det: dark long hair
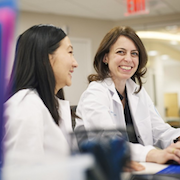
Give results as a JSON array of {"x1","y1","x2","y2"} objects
[
  {"x1": 88, "y1": 26, "x2": 148, "y2": 93},
  {"x1": 6, "y1": 25, "x2": 67, "y2": 125}
]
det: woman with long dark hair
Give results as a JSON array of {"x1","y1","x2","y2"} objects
[{"x1": 3, "y1": 24, "x2": 78, "y2": 163}]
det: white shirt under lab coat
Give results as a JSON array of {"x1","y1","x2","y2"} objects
[
  {"x1": 3, "y1": 89, "x2": 73, "y2": 165},
  {"x1": 75, "y1": 78, "x2": 180, "y2": 162}
]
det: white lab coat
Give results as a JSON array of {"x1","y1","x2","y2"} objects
[
  {"x1": 75, "y1": 78, "x2": 180, "y2": 162},
  {"x1": 3, "y1": 89, "x2": 73, "y2": 165}
]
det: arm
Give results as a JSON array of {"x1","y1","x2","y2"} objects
[
  {"x1": 141, "y1": 87, "x2": 180, "y2": 148},
  {"x1": 3, "y1": 91, "x2": 45, "y2": 163},
  {"x1": 139, "y1": 88, "x2": 180, "y2": 163},
  {"x1": 75, "y1": 82, "x2": 117, "y2": 131},
  {"x1": 75, "y1": 82, "x2": 154, "y2": 162}
]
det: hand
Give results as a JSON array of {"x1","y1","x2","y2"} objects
[
  {"x1": 146, "y1": 141, "x2": 180, "y2": 164},
  {"x1": 123, "y1": 161, "x2": 145, "y2": 172}
]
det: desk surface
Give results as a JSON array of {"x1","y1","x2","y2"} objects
[
  {"x1": 122, "y1": 162, "x2": 169, "y2": 180},
  {"x1": 134, "y1": 162, "x2": 169, "y2": 174}
]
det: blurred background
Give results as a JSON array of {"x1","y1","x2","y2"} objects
[{"x1": 7, "y1": 0, "x2": 180, "y2": 127}]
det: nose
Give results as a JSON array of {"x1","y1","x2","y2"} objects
[
  {"x1": 73, "y1": 57, "x2": 78, "y2": 68},
  {"x1": 124, "y1": 53, "x2": 132, "y2": 63}
]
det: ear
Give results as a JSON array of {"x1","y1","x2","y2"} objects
[
  {"x1": 103, "y1": 54, "x2": 108, "y2": 63},
  {"x1": 49, "y1": 54, "x2": 54, "y2": 66}
]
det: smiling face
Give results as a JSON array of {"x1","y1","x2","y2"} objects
[
  {"x1": 103, "y1": 35, "x2": 139, "y2": 84},
  {"x1": 49, "y1": 36, "x2": 78, "y2": 94}
]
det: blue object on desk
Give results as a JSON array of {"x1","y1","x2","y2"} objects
[
  {"x1": 79, "y1": 133, "x2": 131, "y2": 180},
  {"x1": 156, "y1": 165, "x2": 180, "y2": 174}
]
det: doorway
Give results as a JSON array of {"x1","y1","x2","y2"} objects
[{"x1": 164, "y1": 93, "x2": 179, "y2": 117}]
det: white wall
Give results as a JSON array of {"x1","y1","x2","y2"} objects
[
  {"x1": 6, "y1": 11, "x2": 114, "y2": 92},
  {"x1": 163, "y1": 61, "x2": 180, "y2": 107},
  {"x1": 64, "y1": 38, "x2": 92, "y2": 105},
  {"x1": 142, "y1": 41, "x2": 180, "y2": 120}
]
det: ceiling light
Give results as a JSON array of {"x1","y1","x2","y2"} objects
[
  {"x1": 137, "y1": 31, "x2": 180, "y2": 41},
  {"x1": 170, "y1": 40, "x2": 178, "y2": 45},
  {"x1": 161, "y1": 55, "x2": 169, "y2": 60},
  {"x1": 148, "y1": 50, "x2": 158, "y2": 56}
]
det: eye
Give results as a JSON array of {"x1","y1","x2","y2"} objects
[
  {"x1": 131, "y1": 51, "x2": 139, "y2": 57},
  {"x1": 117, "y1": 50, "x2": 125, "y2": 55},
  {"x1": 69, "y1": 51, "x2": 74, "y2": 55}
]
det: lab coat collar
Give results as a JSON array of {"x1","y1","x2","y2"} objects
[
  {"x1": 102, "y1": 78, "x2": 122, "y2": 105},
  {"x1": 102, "y1": 78, "x2": 139, "y2": 107},
  {"x1": 103, "y1": 78, "x2": 139, "y2": 94},
  {"x1": 103, "y1": 78, "x2": 116, "y2": 94},
  {"x1": 126, "y1": 79, "x2": 139, "y2": 95}
]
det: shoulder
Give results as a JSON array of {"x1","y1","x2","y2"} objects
[
  {"x1": 78, "y1": 79, "x2": 115, "y2": 106},
  {"x1": 126, "y1": 79, "x2": 153, "y2": 104},
  {"x1": 5, "y1": 89, "x2": 44, "y2": 109},
  {"x1": 83, "y1": 79, "x2": 113, "y2": 98},
  {"x1": 126, "y1": 79, "x2": 148, "y2": 96},
  {"x1": 4, "y1": 89, "x2": 49, "y2": 122},
  {"x1": 87, "y1": 78, "x2": 114, "y2": 92}
]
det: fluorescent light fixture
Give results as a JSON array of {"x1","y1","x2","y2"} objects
[
  {"x1": 137, "y1": 31, "x2": 180, "y2": 41},
  {"x1": 161, "y1": 55, "x2": 169, "y2": 60},
  {"x1": 148, "y1": 50, "x2": 158, "y2": 56},
  {"x1": 170, "y1": 40, "x2": 178, "y2": 45}
]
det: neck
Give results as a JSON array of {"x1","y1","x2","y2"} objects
[{"x1": 113, "y1": 78, "x2": 126, "y2": 95}]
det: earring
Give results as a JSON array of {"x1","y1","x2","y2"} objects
[{"x1": 104, "y1": 62, "x2": 108, "y2": 65}]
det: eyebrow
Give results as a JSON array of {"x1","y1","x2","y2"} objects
[
  {"x1": 68, "y1": 45, "x2": 73, "y2": 49},
  {"x1": 115, "y1": 48, "x2": 138, "y2": 51}
]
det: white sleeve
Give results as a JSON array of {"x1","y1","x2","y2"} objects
[
  {"x1": 4, "y1": 95, "x2": 45, "y2": 162},
  {"x1": 142, "y1": 87, "x2": 180, "y2": 149},
  {"x1": 75, "y1": 83, "x2": 117, "y2": 131},
  {"x1": 129, "y1": 142, "x2": 155, "y2": 162}
]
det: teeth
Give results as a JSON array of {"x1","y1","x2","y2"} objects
[{"x1": 121, "y1": 66, "x2": 131, "y2": 70}]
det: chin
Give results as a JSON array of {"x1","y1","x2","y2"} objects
[{"x1": 66, "y1": 82, "x2": 72, "y2": 86}]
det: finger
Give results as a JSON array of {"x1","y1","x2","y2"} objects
[
  {"x1": 166, "y1": 153, "x2": 180, "y2": 164},
  {"x1": 132, "y1": 164, "x2": 145, "y2": 171},
  {"x1": 123, "y1": 167, "x2": 132, "y2": 172},
  {"x1": 129, "y1": 161, "x2": 145, "y2": 171},
  {"x1": 169, "y1": 147, "x2": 180, "y2": 158},
  {"x1": 174, "y1": 142, "x2": 180, "y2": 149},
  {"x1": 173, "y1": 148, "x2": 180, "y2": 159},
  {"x1": 171, "y1": 148, "x2": 176, "y2": 154},
  {"x1": 171, "y1": 141, "x2": 180, "y2": 149}
]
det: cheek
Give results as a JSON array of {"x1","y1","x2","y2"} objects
[
  {"x1": 109, "y1": 57, "x2": 120, "y2": 69},
  {"x1": 134, "y1": 58, "x2": 139, "y2": 66},
  {"x1": 53, "y1": 62, "x2": 64, "y2": 78}
]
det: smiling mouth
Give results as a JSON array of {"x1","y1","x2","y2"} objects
[{"x1": 120, "y1": 66, "x2": 132, "y2": 70}]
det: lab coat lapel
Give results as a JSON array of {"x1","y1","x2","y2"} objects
[
  {"x1": 103, "y1": 78, "x2": 127, "y2": 132},
  {"x1": 126, "y1": 80, "x2": 147, "y2": 145},
  {"x1": 103, "y1": 78, "x2": 121, "y2": 105},
  {"x1": 126, "y1": 79, "x2": 139, "y2": 117},
  {"x1": 58, "y1": 99, "x2": 73, "y2": 133}
]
